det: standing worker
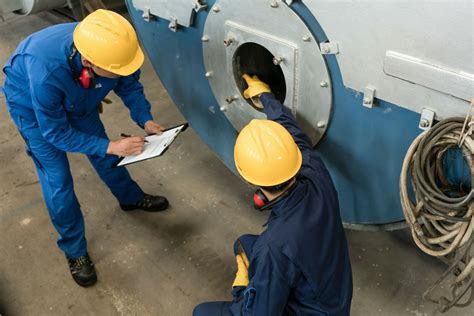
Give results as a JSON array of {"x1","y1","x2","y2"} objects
[
  {"x1": 193, "y1": 75, "x2": 353, "y2": 315},
  {"x1": 2, "y1": 10, "x2": 169, "y2": 287}
]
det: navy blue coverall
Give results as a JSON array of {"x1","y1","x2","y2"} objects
[
  {"x1": 194, "y1": 93, "x2": 353, "y2": 316},
  {"x1": 1, "y1": 23, "x2": 153, "y2": 259}
]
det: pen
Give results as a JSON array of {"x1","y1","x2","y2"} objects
[{"x1": 120, "y1": 133, "x2": 149, "y2": 143}]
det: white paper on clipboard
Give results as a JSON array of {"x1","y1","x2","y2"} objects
[{"x1": 117, "y1": 124, "x2": 187, "y2": 167}]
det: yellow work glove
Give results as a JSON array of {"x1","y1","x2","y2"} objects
[
  {"x1": 242, "y1": 74, "x2": 271, "y2": 99},
  {"x1": 232, "y1": 254, "x2": 250, "y2": 287}
]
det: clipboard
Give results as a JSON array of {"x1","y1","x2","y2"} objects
[{"x1": 116, "y1": 123, "x2": 188, "y2": 167}]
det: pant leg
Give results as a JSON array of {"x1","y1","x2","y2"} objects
[
  {"x1": 193, "y1": 302, "x2": 233, "y2": 316},
  {"x1": 234, "y1": 234, "x2": 259, "y2": 260},
  {"x1": 71, "y1": 111, "x2": 144, "y2": 205},
  {"x1": 11, "y1": 113, "x2": 87, "y2": 259}
]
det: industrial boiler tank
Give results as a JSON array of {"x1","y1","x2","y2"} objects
[{"x1": 125, "y1": 0, "x2": 473, "y2": 227}]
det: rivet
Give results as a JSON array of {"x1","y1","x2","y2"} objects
[
  {"x1": 322, "y1": 45, "x2": 330, "y2": 53},
  {"x1": 201, "y1": 35, "x2": 209, "y2": 42},
  {"x1": 302, "y1": 35, "x2": 311, "y2": 42},
  {"x1": 205, "y1": 71, "x2": 213, "y2": 78},
  {"x1": 270, "y1": 1, "x2": 279, "y2": 8},
  {"x1": 317, "y1": 121, "x2": 326, "y2": 128},
  {"x1": 220, "y1": 106, "x2": 228, "y2": 112},
  {"x1": 212, "y1": 5, "x2": 220, "y2": 12},
  {"x1": 226, "y1": 96, "x2": 237, "y2": 104},
  {"x1": 319, "y1": 80, "x2": 328, "y2": 88}
]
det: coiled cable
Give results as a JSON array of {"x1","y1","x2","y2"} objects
[{"x1": 400, "y1": 115, "x2": 473, "y2": 312}]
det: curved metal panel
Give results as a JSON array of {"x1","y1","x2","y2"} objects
[
  {"x1": 128, "y1": 0, "x2": 426, "y2": 225},
  {"x1": 126, "y1": 0, "x2": 238, "y2": 171},
  {"x1": 303, "y1": 0, "x2": 473, "y2": 119},
  {"x1": 203, "y1": 0, "x2": 332, "y2": 144},
  {"x1": 16, "y1": 0, "x2": 67, "y2": 15}
]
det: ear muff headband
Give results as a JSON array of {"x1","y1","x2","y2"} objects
[
  {"x1": 253, "y1": 181, "x2": 298, "y2": 211},
  {"x1": 68, "y1": 45, "x2": 95, "y2": 89}
]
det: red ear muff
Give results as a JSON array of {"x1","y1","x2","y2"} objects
[
  {"x1": 253, "y1": 189, "x2": 269, "y2": 210},
  {"x1": 252, "y1": 181, "x2": 298, "y2": 212},
  {"x1": 78, "y1": 67, "x2": 95, "y2": 89}
]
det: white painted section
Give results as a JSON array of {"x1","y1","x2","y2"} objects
[
  {"x1": 304, "y1": 0, "x2": 473, "y2": 118},
  {"x1": 384, "y1": 51, "x2": 474, "y2": 101},
  {"x1": 0, "y1": 0, "x2": 22, "y2": 14},
  {"x1": 132, "y1": 0, "x2": 200, "y2": 27}
]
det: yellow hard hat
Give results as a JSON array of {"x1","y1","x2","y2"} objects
[
  {"x1": 234, "y1": 120, "x2": 302, "y2": 186},
  {"x1": 73, "y1": 9, "x2": 144, "y2": 76}
]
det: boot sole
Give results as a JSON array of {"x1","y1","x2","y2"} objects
[{"x1": 120, "y1": 203, "x2": 169, "y2": 212}]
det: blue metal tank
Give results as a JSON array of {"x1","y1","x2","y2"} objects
[{"x1": 125, "y1": 0, "x2": 473, "y2": 226}]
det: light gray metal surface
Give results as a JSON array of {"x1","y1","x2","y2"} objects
[
  {"x1": 0, "y1": 0, "x2": 22, "y2": 14},
  {"x1": 15, "y1": 0, "x2": 68, "y2": 15},
  {"x1": 132, "y1": 0, "x2": 207, "y2": 27},
  {"x1": 384, "y1": 51, "x2": 474, "y2": 102},
  {"x1": 304, "y1": 0, "x2": 473, "y2": 119},
  {"x1": 203, "y1": 0, "x2": 332, "y2": 143}
]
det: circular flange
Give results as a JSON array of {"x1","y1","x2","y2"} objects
[{"x1": 203, "y1": 0, "x2": 332, "y2": 144}]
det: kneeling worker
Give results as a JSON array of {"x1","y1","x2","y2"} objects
[
  {"x1": 193, "y1": 75, "x2": 353, "y2": 315},
  {"x1": 2, "y1": 10, "x2": 169, "y2": 287}
]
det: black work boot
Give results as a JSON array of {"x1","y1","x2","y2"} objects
[
  {"x1": 67, "y1": 253, "x2": 97, "y2": 287},
  {"x1": 120, "y1": 194, "x2": 169, "y2": 212}
]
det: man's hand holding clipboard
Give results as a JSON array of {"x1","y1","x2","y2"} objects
[{"x1": 116, "y1": 123, "x2": 188, "y2": 167}]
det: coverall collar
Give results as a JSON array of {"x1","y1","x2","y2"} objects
[{"x1": 263, "y1": 178, "x2": 306, "y2": 227}]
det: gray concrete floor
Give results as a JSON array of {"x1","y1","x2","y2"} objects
[{"x1": 0, "y1": 13, "x2": 472, "y2": 316}]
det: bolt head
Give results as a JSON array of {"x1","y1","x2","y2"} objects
[
  {"x1": 271, "y1": 1, "x2": 279, "y2": 8},
  {"x1": 420, "y1": 119, "x2": 429, "y2": 128},
  {"x1": 205, "y1": 71, "x2": 213, "y2": 78},
  {"x1": 302, "y1": 35, "x2": 311, "y2": 42},
  {"x1": 212, "y1": 5, "x2": 220, "y2": 12},
  {"x1": 223, "y1": 38, "x2": 234, "y2": 47},
  {"x1": 317, "y1": 121, "x2": 326, "y2": 128},
  {"x1": 363, "y1": 97, "x2": 372, "y2": 104},
  {"x1": 201, "y1": 36, "x2": 209, "y2": 42},
  {"x1": 322, "y1": 46, "x2": 330, "y2": 53},
  {"x1": 319, "y1": 80, "x2": 328, "y2": 88},
  {"x1": 273, "y1": 57, "x2": 283, "y2": 65},
  {"x1": 220, "y1": 106, "x2": 227, "y2": 112}
]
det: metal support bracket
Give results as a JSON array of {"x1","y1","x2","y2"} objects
[
  {"x1": 168, "y1": 16, "x2": 179, "y2": 32},
  {"x1": 193, "y1": 1, "x2": 207, "y2": 13},
  {"x1": 320, "y1": 41, "x2": 340, "y2": 55},
  {"x1": 134, "y1": 0, "x2": 207, "y2": 28},
  {"x1": 419, "y1": 108, "x2": 435, "y2": 130},
  {"x1": 362, "y1": 85, "x2": 376, "y2": 108},
  {"x1": 142, "y1": 8, "x2": 156, "y2": 22}
]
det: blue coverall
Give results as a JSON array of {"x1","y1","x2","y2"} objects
[
  {"x1": 1, "y1": 23, "x2": 154, "y2": 259},
  {"x1": 194, "y1": 93, "x2": 353, "y2": 315}
]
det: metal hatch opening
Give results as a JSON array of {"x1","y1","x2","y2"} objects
[{"x1": 233, "y1": 42, "x2": 286, "y2": 109}]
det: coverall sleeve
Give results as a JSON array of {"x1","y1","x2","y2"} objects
[
  {"x1": 230, "y1": 245, "x2": 295, "y2": 316},
  {"x1": 260, "y1": 93, "x2": 312, "y2": 151},
  {"x1": 260, "y1": 93, "x2": 314, "y2": 167},
  {"x1": 29, "y1": 75, "x2": 110, "y2": 157},
  {"x1": 113, "y1": 70, "x2": 153, "y2": 128}
]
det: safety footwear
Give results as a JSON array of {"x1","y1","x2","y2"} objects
[
  {"x1": 234, "y1": 119, "x2": 302, "y2": 186},
  {"x1": 120, "y1": 194, "x2": 169, "y2": 212},
  {"x1": 73, "y1": 9, "x2": 144, "y2": 76},
  {"x1": 67, "y1": 254, "x2": 97, "y2": 287}
]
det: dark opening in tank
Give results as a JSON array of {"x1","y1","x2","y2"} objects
[{"x1": 233, "y1": 43, "x2": 286, "y2": 109}]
